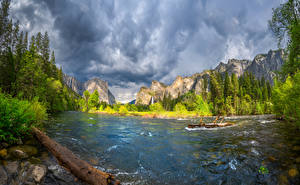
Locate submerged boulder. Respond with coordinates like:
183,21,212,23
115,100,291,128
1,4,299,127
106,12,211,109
8,145,38,159
0,166,8,185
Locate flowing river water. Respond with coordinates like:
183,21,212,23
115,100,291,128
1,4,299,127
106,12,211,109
45,111,300,185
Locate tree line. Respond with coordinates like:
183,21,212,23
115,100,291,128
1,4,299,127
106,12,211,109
158,71,272,116
0,0,79,113
0,0,80,143
269,0,300,122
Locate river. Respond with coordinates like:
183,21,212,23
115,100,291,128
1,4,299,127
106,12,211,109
45,111,300,184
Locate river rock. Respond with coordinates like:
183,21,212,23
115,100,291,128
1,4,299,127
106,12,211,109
48,164,76,183
4,161,19,175
0,148,8,159
0,166,8,185
16,138,23,145
32,165,47,182
13,149,28,159
288,168,299,177
8,145,38,159
0,142,9,149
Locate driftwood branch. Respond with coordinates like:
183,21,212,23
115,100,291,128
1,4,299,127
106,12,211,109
32,127,120,185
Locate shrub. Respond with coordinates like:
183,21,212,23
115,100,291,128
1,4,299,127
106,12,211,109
119,105,128,115
104,106,116,114
0,93,47,143
174,103,187,113
195,95,211,115
149,102,164,112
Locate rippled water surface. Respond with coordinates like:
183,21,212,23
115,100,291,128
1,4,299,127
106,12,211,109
45,112,300,184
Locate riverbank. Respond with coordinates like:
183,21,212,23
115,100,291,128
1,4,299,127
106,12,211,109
89,110,277,120
0,136,87,185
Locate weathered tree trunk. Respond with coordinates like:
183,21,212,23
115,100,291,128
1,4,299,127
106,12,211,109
32,127,120,185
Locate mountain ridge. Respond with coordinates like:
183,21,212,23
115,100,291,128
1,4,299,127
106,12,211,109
135,49,285,105
63,75,116,105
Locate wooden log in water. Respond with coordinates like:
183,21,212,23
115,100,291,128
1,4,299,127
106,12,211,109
32,127,120,185
188,122,233,128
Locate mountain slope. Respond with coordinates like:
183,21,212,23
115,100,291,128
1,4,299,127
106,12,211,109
136,49,285,105
63,75,116,104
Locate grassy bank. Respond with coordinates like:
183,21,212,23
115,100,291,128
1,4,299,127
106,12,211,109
0,92,47,144
89,109,213,119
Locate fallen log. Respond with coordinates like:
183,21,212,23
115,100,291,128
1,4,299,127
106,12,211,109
188,122,233,128
32,127,120,185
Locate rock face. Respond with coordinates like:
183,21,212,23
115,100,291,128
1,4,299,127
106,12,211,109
215,49,285,84
135,71,210,105
63,75,116,104
136,49,285,105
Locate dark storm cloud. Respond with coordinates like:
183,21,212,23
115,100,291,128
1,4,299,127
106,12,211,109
11,0,283,102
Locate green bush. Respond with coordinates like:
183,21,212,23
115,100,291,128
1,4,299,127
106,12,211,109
104,106,116,114
119,105,128,115
174,103,187,113
195,95,212,115
0,93,47,143
149,102,164,112
273,73,300,121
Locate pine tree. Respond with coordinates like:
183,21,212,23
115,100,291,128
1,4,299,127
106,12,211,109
83,90,90,112
23,32,28,51
29,35,36,54
35,32,42,54
41,32,50,62
224,72,230,100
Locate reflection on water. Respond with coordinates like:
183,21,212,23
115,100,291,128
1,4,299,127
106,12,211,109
46,112,300,185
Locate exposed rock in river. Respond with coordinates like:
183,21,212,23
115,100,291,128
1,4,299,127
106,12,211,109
136,49,285,105
63,75,116,104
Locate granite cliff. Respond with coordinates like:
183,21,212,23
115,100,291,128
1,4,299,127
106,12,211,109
63,75,116,104
136,49,285,105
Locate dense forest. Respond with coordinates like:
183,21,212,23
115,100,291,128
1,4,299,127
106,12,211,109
269,0,300,122
81,71,272,117
0,0,79,143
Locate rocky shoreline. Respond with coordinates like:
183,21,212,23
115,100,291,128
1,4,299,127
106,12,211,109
0,137,87,185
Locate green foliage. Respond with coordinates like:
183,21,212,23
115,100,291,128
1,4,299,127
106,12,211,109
83,90,90,111
255,102,264,115
113,104,121,112
88,90,100,109
0,92,47,143
136,104,150,112
259,166,269,175
0,1,80,113
119,105,128,115
194,95,211,115
269,0,300,124
104,106,116,114
174,103,187,113
125,103,138,112
269,0,300,78
149,102,164,112
273,73,300,121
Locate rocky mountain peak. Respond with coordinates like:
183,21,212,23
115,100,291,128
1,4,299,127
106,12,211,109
63,75,116,104
135,49,286,105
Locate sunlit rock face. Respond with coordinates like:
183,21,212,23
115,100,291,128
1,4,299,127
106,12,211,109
216,49,285,84
84,78,116,105
135,87,153,105
63,75,116,105
136,49,285,105
215,59,252,77
135,72,209,105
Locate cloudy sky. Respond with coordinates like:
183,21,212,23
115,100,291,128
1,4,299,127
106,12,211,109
11,0,283,102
